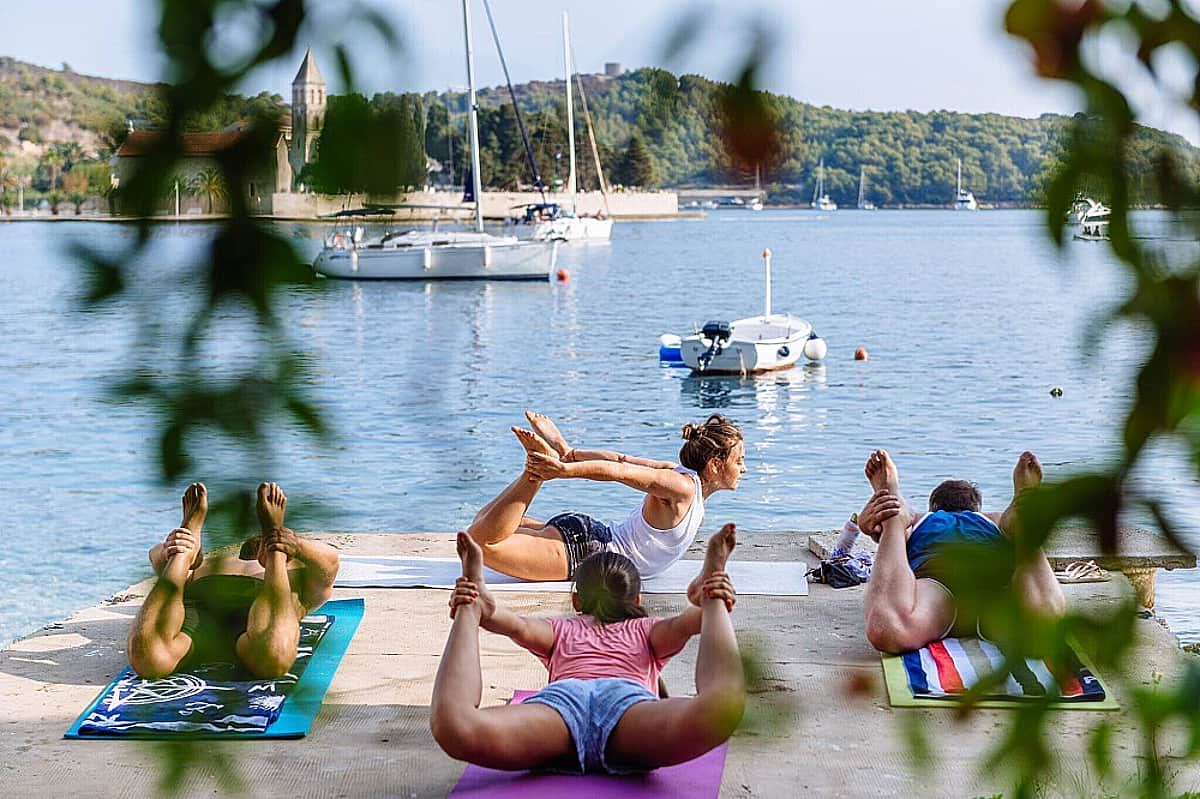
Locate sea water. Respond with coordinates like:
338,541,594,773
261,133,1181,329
1,210,1197,648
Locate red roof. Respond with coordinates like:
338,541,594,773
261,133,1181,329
117,130,251,158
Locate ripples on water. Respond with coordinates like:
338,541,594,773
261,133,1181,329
1,210,1198,647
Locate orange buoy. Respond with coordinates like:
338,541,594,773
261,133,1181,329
854,347,868,361
556,269,570,282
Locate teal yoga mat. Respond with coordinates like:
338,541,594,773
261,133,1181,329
65,597,363,739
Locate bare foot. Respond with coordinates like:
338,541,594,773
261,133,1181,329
703,523,737,576
455,532,495,619
864,449,900,494
256,482,287,532
180,482,207,569
457,531,485,584
688,523,737,605
181,483,207,533
512,426,558,459
1013,451,1043,495
525,411,572,459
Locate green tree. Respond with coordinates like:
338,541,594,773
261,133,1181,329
192,167,225,213
619,134,658,188
62,168,89,214
41,148,63,191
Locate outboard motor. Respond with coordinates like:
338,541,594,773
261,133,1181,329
697,321,732,371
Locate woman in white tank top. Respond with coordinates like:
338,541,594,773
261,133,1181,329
465,411,746,580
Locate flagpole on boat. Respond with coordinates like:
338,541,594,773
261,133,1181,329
462,0,485,233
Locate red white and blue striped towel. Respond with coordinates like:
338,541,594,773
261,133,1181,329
902,637,1106,701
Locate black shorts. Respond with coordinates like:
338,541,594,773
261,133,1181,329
179,574,263,668
547,513,613,578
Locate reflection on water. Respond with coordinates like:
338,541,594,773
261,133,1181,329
678,362,827,412
2,211,1200,647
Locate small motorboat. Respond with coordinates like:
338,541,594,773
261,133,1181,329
1072,198,1111,241
661,248,827,375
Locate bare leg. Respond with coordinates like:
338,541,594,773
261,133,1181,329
235,483,303,679
466,428,570,580
607,523,746,768
466,428,556,546
861,450,956,654
999,452,1066,619
128,483,208,678
430,534,574,769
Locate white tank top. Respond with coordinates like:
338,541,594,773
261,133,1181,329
606,467,705,577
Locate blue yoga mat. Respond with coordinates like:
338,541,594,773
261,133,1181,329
65,597,363,739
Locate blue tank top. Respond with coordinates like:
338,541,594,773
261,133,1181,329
906,510,1011,580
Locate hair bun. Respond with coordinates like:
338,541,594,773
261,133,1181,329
681,423,698,441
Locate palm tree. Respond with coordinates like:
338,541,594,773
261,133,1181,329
192,167,225,214
41,149,64,191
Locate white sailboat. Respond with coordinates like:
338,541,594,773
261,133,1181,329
519,12,613,242
856,166,876,210
313,0,558,280
954,158,978,211
812,159,837,211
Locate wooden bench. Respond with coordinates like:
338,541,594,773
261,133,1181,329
808,525,1195,608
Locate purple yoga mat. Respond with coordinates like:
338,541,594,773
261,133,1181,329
448,691,729,798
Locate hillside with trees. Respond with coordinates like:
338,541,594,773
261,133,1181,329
0,57,1197,209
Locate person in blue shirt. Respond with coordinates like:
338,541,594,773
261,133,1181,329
851,450,1065,654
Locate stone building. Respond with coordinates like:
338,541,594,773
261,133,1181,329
112,49,326,214
289,48,326,189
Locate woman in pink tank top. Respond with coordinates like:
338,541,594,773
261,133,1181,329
430,525,745,775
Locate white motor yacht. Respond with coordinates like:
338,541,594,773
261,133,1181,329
675,249,826,375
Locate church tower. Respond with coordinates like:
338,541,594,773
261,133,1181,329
290,48,326,189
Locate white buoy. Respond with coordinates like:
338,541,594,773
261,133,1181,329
659,333,682,348
803,336,827,361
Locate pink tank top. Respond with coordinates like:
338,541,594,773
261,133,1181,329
538,615,670,693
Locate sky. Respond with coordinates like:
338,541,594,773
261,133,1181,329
3,0,1198,143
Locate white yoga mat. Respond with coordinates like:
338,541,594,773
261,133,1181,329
335,555,809,596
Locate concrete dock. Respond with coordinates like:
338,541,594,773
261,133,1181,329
2,531,1198,797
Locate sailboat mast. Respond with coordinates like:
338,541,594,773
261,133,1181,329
957,158,962,194
562,11,577,211
463,0,485,233
858,167,865,206
570,41,611,215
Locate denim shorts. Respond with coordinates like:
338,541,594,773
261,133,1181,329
524,677,658,774
546,513,613,578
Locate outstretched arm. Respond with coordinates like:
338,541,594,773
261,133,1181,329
649,572,736,659
526,454,695,503
481,608,556,658
565,447,678,470
449,578,555,657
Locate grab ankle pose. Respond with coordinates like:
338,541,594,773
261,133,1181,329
126,482,340,679
467,411,745,580
430,525,745,774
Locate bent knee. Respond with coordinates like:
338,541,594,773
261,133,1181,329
694,691,746,743
430,708,483,762
128,648,182,680
866,615,928,655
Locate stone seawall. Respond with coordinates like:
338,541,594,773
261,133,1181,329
269,188,678,220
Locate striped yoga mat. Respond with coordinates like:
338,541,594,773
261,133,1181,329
902,637,1106,702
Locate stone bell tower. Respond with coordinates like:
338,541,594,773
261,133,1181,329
290,47,326,189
